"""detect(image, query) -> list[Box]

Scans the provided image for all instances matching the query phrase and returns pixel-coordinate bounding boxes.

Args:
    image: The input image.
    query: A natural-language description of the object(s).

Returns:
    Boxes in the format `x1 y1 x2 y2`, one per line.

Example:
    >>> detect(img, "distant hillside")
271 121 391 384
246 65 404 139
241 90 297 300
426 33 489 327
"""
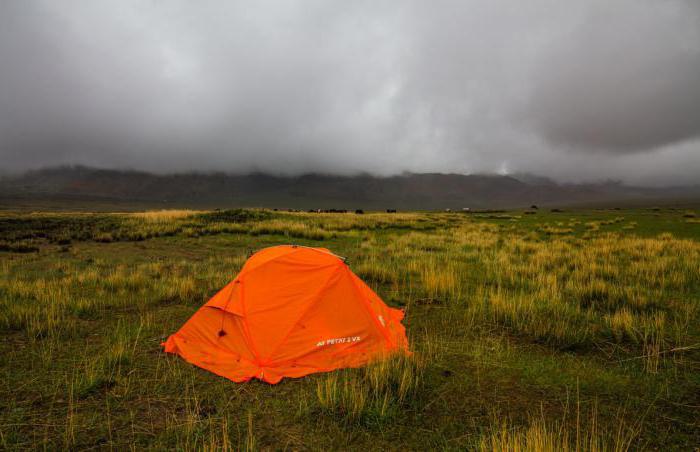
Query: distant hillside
1 166 699 210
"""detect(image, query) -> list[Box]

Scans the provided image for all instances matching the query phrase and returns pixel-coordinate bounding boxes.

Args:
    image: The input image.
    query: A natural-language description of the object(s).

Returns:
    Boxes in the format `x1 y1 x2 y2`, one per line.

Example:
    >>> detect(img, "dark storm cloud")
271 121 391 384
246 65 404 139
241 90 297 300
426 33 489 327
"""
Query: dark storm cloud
0 0 699 184
528 1 700 153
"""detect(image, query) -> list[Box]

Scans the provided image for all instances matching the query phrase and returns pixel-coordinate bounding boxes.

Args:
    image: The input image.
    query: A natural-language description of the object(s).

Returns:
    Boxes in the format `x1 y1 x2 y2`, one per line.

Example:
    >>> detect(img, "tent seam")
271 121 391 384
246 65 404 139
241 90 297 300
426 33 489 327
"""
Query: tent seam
346 269 395 349
238 279 263 365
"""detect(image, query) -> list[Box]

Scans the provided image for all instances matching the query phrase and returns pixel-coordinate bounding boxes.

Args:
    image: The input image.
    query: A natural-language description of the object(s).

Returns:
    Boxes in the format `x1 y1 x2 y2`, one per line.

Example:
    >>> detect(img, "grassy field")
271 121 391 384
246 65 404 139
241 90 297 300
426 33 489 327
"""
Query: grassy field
1 207 698 450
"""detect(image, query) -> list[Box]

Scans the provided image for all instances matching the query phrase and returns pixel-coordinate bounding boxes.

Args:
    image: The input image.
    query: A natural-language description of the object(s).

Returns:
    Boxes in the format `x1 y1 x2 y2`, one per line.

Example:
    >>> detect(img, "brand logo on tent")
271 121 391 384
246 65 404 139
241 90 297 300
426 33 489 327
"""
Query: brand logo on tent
316 336 361 347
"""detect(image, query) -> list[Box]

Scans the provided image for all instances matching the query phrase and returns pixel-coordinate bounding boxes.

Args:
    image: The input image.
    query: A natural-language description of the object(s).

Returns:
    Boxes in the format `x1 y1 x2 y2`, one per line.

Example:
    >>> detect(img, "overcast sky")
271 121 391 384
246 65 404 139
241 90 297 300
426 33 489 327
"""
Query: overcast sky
1 0 699 185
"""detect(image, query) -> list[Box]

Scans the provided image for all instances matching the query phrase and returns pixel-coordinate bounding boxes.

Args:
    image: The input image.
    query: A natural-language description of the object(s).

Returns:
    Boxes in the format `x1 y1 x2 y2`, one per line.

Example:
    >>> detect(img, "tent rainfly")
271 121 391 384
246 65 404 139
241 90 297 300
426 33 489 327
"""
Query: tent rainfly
162 245 410 384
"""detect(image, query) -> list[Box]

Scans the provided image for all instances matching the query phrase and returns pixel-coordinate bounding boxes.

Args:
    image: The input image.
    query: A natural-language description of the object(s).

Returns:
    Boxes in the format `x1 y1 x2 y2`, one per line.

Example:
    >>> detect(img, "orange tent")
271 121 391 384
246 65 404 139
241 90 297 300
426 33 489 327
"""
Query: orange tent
162 245 409 384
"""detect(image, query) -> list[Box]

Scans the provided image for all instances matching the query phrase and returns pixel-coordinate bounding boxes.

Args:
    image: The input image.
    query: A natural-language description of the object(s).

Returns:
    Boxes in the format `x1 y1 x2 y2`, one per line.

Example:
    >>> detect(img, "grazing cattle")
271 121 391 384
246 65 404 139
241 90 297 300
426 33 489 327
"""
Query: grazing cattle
355 209 364 214
386 209 397 213
530 205 538 209
445 208 452 213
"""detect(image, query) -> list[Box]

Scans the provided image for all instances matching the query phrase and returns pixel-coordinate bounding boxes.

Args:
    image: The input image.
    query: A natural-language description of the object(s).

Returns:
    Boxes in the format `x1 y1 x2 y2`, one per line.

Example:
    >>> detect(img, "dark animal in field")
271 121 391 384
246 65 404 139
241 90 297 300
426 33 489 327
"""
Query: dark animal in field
530 205 538 209
386 209 397 213
551 208 563 213
355 209 364 214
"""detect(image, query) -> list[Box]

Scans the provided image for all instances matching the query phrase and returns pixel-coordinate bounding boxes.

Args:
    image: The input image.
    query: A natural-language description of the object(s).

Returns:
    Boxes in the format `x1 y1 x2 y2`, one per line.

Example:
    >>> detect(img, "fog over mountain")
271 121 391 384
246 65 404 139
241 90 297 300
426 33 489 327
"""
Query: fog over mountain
1 1 699 186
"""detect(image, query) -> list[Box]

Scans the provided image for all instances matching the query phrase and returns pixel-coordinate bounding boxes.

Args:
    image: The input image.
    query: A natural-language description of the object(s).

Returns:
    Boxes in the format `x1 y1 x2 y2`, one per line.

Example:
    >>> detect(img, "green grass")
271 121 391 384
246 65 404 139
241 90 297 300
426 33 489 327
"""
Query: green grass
0 207 698 449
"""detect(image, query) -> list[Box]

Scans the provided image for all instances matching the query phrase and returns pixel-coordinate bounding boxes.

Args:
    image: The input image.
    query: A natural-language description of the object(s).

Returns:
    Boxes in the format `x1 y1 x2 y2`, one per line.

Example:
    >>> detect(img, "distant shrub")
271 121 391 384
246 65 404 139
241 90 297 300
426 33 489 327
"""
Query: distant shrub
246 220 334 240
0 242 40 253
198 209 271 223
94 233 114 243
538 225 573 235
476 214 519 220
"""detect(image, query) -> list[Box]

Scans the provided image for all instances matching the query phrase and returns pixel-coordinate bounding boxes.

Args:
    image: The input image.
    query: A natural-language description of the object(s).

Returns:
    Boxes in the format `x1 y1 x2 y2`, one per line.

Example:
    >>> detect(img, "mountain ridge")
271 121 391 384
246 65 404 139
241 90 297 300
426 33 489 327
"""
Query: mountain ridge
1 166 699 210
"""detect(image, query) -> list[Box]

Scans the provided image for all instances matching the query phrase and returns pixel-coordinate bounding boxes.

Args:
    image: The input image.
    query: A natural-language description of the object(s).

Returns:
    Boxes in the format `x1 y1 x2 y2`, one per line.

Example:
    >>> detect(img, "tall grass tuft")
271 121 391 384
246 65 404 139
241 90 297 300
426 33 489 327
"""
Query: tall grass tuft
478 407 638 452
315 353 424 425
